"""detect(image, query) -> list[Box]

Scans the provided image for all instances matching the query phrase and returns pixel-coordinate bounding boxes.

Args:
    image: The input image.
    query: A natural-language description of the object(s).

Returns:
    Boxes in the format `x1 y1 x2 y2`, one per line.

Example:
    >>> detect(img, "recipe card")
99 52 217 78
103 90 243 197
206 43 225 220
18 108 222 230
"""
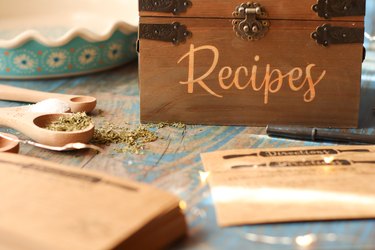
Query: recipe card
201 145 375 227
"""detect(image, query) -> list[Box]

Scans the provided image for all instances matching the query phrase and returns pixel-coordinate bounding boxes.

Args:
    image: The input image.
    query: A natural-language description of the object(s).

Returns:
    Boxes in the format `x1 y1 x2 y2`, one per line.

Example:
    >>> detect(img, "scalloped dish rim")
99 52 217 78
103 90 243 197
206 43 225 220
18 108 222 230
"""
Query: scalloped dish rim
0 21 138 49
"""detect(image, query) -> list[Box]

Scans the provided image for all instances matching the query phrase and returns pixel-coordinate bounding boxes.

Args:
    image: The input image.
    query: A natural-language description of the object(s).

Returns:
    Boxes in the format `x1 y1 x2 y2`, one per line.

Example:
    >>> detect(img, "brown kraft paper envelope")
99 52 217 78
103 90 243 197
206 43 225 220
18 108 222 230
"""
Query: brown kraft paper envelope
201 145 375 227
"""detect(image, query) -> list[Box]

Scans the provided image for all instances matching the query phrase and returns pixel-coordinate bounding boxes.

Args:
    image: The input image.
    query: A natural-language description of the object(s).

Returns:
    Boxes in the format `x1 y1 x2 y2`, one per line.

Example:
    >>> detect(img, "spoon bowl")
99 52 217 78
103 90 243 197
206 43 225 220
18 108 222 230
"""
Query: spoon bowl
0 107 94 147
32 113 95 146
0 133 20 153
68 96 97 113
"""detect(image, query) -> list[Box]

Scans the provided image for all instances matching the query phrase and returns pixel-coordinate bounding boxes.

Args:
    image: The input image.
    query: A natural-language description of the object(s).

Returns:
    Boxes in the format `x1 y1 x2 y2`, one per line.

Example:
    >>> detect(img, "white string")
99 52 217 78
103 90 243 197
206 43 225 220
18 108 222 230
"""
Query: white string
0 132 104 153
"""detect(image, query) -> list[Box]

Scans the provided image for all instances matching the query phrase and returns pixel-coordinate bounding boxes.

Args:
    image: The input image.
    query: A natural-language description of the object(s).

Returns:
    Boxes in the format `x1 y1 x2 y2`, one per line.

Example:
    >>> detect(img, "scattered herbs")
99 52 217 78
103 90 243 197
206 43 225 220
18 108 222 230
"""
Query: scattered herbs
147 122 186 129
172 122 187 129
92 123 158 154
46 112 92 132
46 111 187 154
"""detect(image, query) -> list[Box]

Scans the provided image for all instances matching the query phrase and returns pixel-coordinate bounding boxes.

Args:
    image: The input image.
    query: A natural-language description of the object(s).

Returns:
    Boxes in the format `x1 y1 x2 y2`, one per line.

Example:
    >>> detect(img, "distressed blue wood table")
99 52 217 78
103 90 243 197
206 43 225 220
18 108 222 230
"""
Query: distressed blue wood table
1 14 375 250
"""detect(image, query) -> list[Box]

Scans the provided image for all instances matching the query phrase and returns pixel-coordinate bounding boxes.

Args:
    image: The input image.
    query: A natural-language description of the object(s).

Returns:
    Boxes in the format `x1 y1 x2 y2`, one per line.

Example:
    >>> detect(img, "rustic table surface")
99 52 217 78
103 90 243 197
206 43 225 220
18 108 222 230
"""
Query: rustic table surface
1 13 375 250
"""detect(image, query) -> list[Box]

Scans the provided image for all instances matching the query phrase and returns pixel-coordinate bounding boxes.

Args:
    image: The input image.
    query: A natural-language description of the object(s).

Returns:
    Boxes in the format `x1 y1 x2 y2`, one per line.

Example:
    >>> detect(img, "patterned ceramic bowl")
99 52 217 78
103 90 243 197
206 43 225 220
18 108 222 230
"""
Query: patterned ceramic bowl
0 0 138 79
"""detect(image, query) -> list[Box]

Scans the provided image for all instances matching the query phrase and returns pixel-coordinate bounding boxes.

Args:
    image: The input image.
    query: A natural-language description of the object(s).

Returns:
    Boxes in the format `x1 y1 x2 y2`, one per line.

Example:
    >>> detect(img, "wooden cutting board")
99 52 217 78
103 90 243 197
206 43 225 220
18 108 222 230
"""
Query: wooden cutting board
0 153 187 250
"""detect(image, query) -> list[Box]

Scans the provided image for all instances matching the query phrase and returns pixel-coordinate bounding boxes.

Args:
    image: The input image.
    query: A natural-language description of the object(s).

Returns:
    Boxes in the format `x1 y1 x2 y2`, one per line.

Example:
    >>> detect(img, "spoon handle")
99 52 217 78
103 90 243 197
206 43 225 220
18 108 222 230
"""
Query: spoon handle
0 84 97 113
0 106 37 130
0 84 72 103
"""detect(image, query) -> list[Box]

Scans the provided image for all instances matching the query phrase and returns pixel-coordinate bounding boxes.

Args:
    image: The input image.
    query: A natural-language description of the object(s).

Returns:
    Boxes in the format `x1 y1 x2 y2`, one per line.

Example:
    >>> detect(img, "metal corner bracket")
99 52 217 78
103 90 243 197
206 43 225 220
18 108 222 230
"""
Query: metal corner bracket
312 0 366 19
139 22 192 45
311 24 364 46
139 0 192 15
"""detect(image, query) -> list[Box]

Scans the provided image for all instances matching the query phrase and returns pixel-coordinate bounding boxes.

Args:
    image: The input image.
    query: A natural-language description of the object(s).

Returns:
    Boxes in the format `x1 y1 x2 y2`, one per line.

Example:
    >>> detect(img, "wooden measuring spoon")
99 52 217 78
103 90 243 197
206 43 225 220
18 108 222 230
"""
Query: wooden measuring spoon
0 84 96 113
0 133 19 153
0 106 94 147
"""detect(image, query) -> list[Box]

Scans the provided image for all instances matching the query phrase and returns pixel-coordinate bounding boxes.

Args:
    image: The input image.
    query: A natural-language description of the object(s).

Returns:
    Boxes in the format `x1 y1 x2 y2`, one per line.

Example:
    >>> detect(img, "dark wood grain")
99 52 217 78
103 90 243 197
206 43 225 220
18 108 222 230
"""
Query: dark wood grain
139 0 364 21
139 17 364 127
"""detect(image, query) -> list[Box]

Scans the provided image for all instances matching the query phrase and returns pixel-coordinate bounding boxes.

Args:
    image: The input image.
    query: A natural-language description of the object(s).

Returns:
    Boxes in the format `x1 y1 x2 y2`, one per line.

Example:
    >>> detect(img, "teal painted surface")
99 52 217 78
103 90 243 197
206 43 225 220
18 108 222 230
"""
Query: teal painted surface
0 30 138 78
0 58 374 249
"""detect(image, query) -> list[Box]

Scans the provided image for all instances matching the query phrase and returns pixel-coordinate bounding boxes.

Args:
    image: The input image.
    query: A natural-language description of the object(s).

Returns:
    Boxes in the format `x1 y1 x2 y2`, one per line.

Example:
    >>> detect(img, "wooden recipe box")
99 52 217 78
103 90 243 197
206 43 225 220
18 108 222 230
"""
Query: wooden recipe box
138 0 366 127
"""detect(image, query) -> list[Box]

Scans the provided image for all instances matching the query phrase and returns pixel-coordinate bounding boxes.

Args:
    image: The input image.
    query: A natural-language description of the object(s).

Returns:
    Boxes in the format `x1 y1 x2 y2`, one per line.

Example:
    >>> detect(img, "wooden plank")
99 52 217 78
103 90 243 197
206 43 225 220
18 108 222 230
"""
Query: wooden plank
139 17 363 127
139 0 365 22
0 153 186 250
0 59 375 249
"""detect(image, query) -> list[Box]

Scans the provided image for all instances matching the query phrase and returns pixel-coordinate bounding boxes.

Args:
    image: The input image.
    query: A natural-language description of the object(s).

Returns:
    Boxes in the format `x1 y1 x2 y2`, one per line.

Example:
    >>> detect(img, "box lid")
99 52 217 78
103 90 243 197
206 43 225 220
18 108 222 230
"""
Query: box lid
139 0 365 21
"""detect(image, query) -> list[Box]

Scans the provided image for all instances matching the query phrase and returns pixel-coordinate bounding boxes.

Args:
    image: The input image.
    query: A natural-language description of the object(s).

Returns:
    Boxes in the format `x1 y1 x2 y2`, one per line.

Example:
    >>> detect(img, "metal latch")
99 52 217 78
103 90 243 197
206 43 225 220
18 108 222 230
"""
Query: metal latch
311 24 364 46
139 0 192 15
312 0 366 19
139 22 191 45
232 2 269 41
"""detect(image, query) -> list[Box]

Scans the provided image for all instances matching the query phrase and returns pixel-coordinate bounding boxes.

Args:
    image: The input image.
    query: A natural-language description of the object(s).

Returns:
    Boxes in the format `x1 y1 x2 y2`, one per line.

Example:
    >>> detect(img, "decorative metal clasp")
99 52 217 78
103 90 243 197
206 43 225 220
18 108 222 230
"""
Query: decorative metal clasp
312 0 366 19
232 2 269 41
311 24 364 46
139 22 192 45
139 0 192 15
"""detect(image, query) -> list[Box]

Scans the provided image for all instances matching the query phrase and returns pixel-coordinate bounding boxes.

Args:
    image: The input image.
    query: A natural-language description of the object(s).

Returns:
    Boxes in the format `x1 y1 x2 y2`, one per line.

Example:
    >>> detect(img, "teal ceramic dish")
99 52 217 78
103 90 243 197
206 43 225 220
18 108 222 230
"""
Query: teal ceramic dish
0 0 138 79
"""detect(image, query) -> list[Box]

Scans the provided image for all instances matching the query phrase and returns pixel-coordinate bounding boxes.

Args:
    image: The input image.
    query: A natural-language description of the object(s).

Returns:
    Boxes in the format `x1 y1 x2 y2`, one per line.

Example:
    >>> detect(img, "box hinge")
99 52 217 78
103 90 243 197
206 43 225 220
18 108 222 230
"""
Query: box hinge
139 22 192 45
312 0 366 19
139 0 192 15
311 24 364 46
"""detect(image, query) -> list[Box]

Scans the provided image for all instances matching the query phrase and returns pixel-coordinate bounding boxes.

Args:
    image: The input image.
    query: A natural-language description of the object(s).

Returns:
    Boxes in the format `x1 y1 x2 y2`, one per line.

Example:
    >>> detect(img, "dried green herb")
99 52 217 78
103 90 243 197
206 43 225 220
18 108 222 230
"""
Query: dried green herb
92 123 158 154
45 111 185 154
46 112 92 131
146 122 186 129
171 122 186 129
